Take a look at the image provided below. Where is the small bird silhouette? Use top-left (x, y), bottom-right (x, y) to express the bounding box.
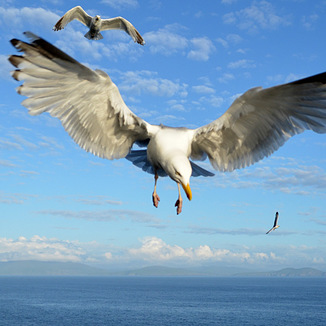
top-left (266, 212), bottom-right (280, 234)
top-left (53, 6), bottom-right (145, 44)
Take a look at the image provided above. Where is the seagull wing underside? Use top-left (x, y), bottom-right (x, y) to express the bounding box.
top-left (9, 32), bottom-right (151, 160)
top-left (126, 150), bottom-right (215, 177)
top-left (191, 73), bottom-right (326, 172)
top-left (266, 227), bottom-right (274, 234)
top-left (126, 150), bottom-right (166, 176)
top-left (54, 6), bottom-right (92, 30)
top-left (101, 17), bottom-right (145, 45)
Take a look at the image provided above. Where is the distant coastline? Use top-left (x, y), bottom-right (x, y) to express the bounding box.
top-left (0, 261), bottom-right (325, 277)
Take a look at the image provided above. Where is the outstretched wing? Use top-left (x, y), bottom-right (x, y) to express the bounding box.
top-left (53, 6), bottom-right (92, 30)
top-left (273, 212), bottom-right (279, 227)
top-left (191, 73), bottom-right (326, 172)
top-left (9, 32), bottom-right (152, 160)
top-left (101, 17), bottom-right (145, 45)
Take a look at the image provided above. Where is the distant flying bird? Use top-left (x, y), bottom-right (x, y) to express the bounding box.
top-left (53, 6), bottom-right (145, 44)
top-left (266, 212), bottom-right (280, 234)
top-left (9, 33), bottom-right (326, 214)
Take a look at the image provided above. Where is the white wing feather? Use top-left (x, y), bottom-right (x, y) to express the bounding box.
top-left (53, 6), bottom-right (92, 30)
top-left (192, 76), bottom-right (326, 172)
top-left (10, 32), bottom-right (151, 160)
top-left (101, 17), bottom-right (145, 45)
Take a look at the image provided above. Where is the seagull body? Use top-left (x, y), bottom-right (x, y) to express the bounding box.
top-left (9, 33), bottom-right (326, 214)
top-left (53, 6), bottom-right (145, 44)
top-left (266, 212), bottom-right (280, 234)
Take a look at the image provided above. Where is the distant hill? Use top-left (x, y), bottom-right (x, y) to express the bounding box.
top-left (0, 261), bottom-right (254, 277)
top-left (236, 267), bottom-right (326, 277)
top-left (0, 261), bottom-right (111, 276)
top-left (123, 265), bottom-right (201, 276)
top-left (0, 261), bottom-right (325, 277)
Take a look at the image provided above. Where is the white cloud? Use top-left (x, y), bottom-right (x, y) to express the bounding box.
top-left (218, 73), bottom-right (235, 83)
top-left (198, 94), bottom-right (224, 108)
top-left (11, 134), bottom-right (38, 150)
top-left (54, 29), bottom-right (143, 62)
top-left (217, 34), bottom-right (242, 48)
top-left (144, 25), bottom-right (215, 61)
top-left (0, 6), bottom-right (59, 30)
top-left (0, 192), bottom-right (37, 204)
top-left (187, 226), bottom-right (268, 236)
top-left (223, 1), bottom-right (291, 32)
top-left (166, 99), bottom-right (187, 112)
top-left (210, 160), bottom-right (326, 195)
top-left (118, 70), bottom-right (188, 98)
top-left (0, 160), bottom-right (16, 168)
top-left (75, 196), bottom-right (123, 206)
top-left (101, 0), bottom-right (139, 9)
top-left (0, 236), bottom-right (85, 262)
top-left (153, 114), bottom-right (185, 124)
top-left (1, 236), bottom-right (326, 270)
top-left (39, 136), bottom-right (64, 150)
top-left (128, 237), bottom-right (281, 265)
top-left (187, 37), bottom-right (215, 61)
top-left (0, 54), bottom-right (13, 81)
top-left (104, 252), bottom-right (113, 260)
top-left (302, 14), bottom-right (319, 30)
top-left (0, 138), bottom-right (23, 151)
top-left (129, 237), bottom-right (190, 261)
top-left (222, 0), bottom-right (238, 4)
top-left (37, 209), bottom-right (161, 224)
top-left (227, 59), bottom-right (256, 69)
top-left (20, 170), bottom-right (39, 177)
top-left (192, 85), bottom-right (215, 94)
top-left (144, 24), bottom-right (188, 56)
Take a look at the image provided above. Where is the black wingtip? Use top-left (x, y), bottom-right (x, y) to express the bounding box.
top-left (8, 55), bottom-right (22, 68)
top-left (10, 38), bottom-right (20, 47)
top-left (290, 71), bottom-right (326, 86)
top-left (10, 31), bottom-right (80, 65)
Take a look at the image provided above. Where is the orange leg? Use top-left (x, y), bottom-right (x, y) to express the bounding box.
top-left (174, 183), bottom-right (183, 215)
top-left (152, 173), bottom-right (160, 208)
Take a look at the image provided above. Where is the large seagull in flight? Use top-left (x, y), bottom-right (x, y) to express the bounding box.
top-left (9, 32), bottom-right (326, 214)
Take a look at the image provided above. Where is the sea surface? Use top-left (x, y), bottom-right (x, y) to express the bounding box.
top-left (0, 276), bottom-right (325, 326)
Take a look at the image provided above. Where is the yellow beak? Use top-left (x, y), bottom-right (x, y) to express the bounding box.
top-left (182, 183), bottom-right (192, 201)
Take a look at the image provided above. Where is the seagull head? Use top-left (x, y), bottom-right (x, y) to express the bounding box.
top-left (93, 15), bottom-right (101, 26)
top-left (168, 155), bottom-right (192, 201)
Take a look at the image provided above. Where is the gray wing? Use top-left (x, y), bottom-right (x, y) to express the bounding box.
top-left (53, 6), bottom-right (92, 30)
top-left (191, 162), bottom-right (215, 177)
top-left (126, 150), bottom-right (214, 177)
top-left (126, 150), bottom-right (166, 176)
top-left (101, 17), bottom-right (145, 45)
top-left (191, 73), bottom-right (326, 172)
top-left (9, 32), bottom-right (153, 160)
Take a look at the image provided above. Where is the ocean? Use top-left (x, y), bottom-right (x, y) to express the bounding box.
top-left (0, 276), bottom-right (325, 326)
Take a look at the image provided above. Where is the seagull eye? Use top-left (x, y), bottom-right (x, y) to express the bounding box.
top-left (175, 170), bottom-right (181, 177)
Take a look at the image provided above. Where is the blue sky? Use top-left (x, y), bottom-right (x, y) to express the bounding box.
top-left (1, 0), bottom-right (326, 272)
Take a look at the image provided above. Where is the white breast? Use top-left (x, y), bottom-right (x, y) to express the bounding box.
top-left (147, 126), bottom-right (194, 169)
